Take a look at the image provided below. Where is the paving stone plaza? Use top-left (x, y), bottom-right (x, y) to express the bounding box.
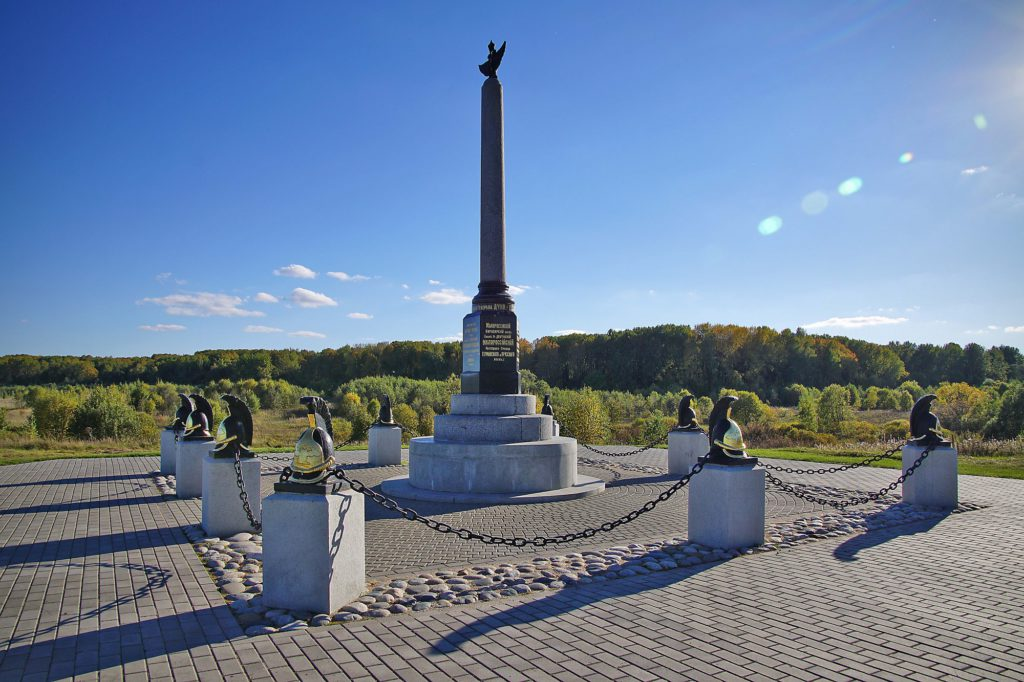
top-left (1, 449), bottom-right (1023, 681)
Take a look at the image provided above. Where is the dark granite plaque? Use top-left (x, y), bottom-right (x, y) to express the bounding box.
top-left (461, 306), bottom-right (520, 394)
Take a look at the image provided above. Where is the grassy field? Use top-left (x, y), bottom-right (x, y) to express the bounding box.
top-left (749, 447), bottom-right (1024, 480)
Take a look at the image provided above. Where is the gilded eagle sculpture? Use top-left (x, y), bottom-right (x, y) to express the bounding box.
top-left (213, 394), bottom-right (254, 458)
top-left (706, 395), bottom-right (758, 465)
top-left (183, 393), bottom-right (214, 441)
top-left (289, 396), bottom-right (336, 484)
top-left (479, 40), bottom-right (506, 78)
top-left (168, 393), bottom-right (193, 432)
top-left (909, 394), bottom-right (951, 447)
top-left (675, 395), bottom-right (700, 431)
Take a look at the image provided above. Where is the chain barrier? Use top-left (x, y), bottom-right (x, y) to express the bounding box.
top-left (566, 424), bottom-right (709, 458)
top-left (320, 457), bottom-right (707, 547)
top-left (764, 443), bottom-right (936, 511)
top-left (759, 443), bottom-right (903, 475)
top-left (233, 453), bottom-right (262, 532)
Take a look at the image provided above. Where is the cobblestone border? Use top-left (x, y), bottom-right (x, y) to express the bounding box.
top-left (161, 469), bottom-right (984, 637)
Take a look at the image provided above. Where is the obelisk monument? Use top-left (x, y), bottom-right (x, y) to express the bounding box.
top-left (461, 40), bottom-right (520, 395)
top-left (381, 42), bottom-right (604, 502)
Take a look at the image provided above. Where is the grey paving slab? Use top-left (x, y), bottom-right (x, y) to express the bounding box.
top-left (0, 451), bottom-right (1021, 681)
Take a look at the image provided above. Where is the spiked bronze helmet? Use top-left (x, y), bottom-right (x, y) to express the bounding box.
top-left (289, 396), bottom-right (335, 484)
top-left (909, 394), bottom-right (951, 446)
top-left (168, 393), bottom-right (193, 431)
top-left (541, 394), bottom-right (554, 416)
top-left (375, 394), bottom-right (395, 425)
top-left (213, 394), bottom-right (254, 458)
top-left (183, 393), bottom-right (214, 441)
top-left (706, 395), bottom-right (758, 465)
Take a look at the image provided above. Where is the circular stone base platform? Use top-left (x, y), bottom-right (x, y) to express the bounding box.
top-left (380, 475), bottom-right (606, 505)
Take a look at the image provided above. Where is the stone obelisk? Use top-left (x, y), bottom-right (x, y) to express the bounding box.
top-left (461, 41), bottom-right (520, 395)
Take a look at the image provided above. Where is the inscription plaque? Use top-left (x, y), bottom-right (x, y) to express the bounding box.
top-left (461, 306), bottom-right (520, 394)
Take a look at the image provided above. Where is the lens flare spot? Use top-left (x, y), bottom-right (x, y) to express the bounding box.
top-left (837, 177), bottom-right (863, 196)
top-left (973, 114), bottom-right (988, 130)
top-left (899, 152), bottom-right (914, 164)
top-left (758, 216), bottom-right (783, 236)
top-left (801, 191), bottom-right (829, 215)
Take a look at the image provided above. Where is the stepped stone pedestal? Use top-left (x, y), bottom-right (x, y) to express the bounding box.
top-left (202, 455), bottom-right (261, 537)
top-left (382, 394), bottom-right (604, 504)
top-left (176, 439), bottom-right (212, 499)
top-left (160, 429), bottom-right (178, 475)
top-left (263, 489), bottom-right (365, 614)
top-left (668, 430), bottom-right (709, 475)
top-left (902, 444), bottom-right (958, 509)
top-left (368, 424), bottom-right (402, 466)
top-left (688, 463), bottom-right (765, 549)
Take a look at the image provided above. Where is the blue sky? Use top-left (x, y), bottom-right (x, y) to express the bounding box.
top-left (1, 1), bottom-right (1022, 357)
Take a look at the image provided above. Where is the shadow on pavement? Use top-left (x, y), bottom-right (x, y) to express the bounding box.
top-left (0, 495), bottom-right (169, 516)
top-left (833, 507), bottom-right (951, 562)
top-left (0, 605), bottom-right (238, 681)
top-left (432, 552), bottom-right (720, 655)
top-left (0, 473), bottom-right (153, 489)
top-left (0, 526), bottom-right (191, 567)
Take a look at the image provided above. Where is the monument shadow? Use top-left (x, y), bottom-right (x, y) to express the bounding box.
top-left (0, 472), bottom-right (152, 489)
top-left (833, 505), bottom-right (951, 562)
top-left (0, 526), bottom-right (192, 568)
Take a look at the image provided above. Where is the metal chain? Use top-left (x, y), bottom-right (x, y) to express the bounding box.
top-left (568, 424), bottom-right (708, 458)
top-left (233, 453), bottom-right (262, 532)
top-left (325, 458), bottom-right (707, 547)
top-left (765, 444), bottom-right (936, 511)
top-left (760, 443), bottom-right (903, 475)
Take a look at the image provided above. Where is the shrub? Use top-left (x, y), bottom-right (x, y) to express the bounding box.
top-left (796, 392), bottom-right (818, 431)
top-left (720, 389), bottom-right (775, 426)
top-left (834, 419), bottom-right (881, 442)
top-left (29, 389), bottom-right (80, 439)
top-left (881, 419), bottom-right (910, 440)
top-left (817, 385), bottom-right (850, 434)
top-left (332, 417), bottom-right (354, 445)
top-left (557, 388), bottom-right (610, 444)
top-left (70, 386), bottom-right (143, 440)
top-left (984, 385), bottom-right (1024, 439)
top-left (392, 404), bottom-right (418, 442)
top-left (417, 406), bottom-right (436, 436)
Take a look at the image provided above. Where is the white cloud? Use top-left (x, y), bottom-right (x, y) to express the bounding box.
top-left (290, 288), bottom-right (338, 308)
top-left (960, 165), bottom-right (989, 176)
top-left (420, 288), bottom-right (471, 305)
top-left (803, 316), bottom-right (908, 329)
top-left (402, 295), bottom-right (413, 301)
top-left (139, 323), bottom-right (186, 332)
top-left (326, 271), bottom-right (370, 282)
top-left (254, 292), bottom-right (279, 303)
top-left (1005, 326), bottom-right (1024, 333)
top-left (347, 312), bottom-right (373, 319)
top-left (274, 264), bottom-right (317, 279)
top-left (550, 329), bottom-right (590, 336)
top-left (508, 284), bottom-right (531, 296)
top-left (428, 279), bottom-right (442, 285)
top-left (244, 325), bottom-right (283, 333)
top-left (401, 284), bottom-right (410, 289)
top-left (434, 334), bottom-right (462, 342)
top-left (155, 272), bottom-right (172, 282)
top-left (141, 292), bottom-right (264, 318)
top-left (289, 330), bottom-right (326, 338)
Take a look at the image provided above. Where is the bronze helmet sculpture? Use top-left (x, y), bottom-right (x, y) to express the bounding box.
top-left (675, 395), bottom-right (700, 431)
top-left (541, 394), bottom-right (555, 417)
top-left (375, 394), bottom-right (395, 425)
top-left (289, 396), bottom-right (336, 484)
top-left (909, 394), bottom-right (951, 447)
top-left (213, 394), bottom-right (254, 458)
top-left (706, 395), bottom-right (758, 465)
top-left (168, 393), bottom-right (193, 432)
top-left (183, 393), bottom-right (214, 441)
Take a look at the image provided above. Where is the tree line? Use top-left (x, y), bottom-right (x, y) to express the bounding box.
top-left (1, 324), bottom-right (1021, 400)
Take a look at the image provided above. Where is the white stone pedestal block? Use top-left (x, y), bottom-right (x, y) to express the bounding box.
top-left (263, 490), bottom-right (365, 614)
top-left (202, 455), bottom-right (262, 537)
top-left (160, 430), bottom-right (178, 475)
top-left (668, 430), bottom-right (709, 475)
top-left (902, 444), bottom-right (958, 509)
top-left (368, 425), bottom-right (402, 466)
top-left (176, 440), bottom-right (212, 499)
top-left (688, 464), bottom-right (765, 549)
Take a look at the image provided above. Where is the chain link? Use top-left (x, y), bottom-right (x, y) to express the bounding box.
top-left (325, 458), bottom-right (707, 546)
top-left (233, 453), bottom-right (262, 532)
top-left (765, 443), bottom-right (936, 510)
top-left (567, 424), bottom-right (708, 458)
top-left (760, 443), bottom-right (903, 475)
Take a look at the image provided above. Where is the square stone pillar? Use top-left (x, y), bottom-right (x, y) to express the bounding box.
top-left (160, 430), bottom-right (178, 475)
top-left (902, 444), bottom-right (958, 509)
top-left (262, 490), bottom-right (365, 614)
top-left (202, 455), bottom-right (262, 537)
top-left (668, 430), bottom-right (709, 475)
top-left (176, 440), bottom-right (212, 499)
top-left (368, 424), bottom-right (403, 466)
top-left (688, 463), bottom-right (765, 549)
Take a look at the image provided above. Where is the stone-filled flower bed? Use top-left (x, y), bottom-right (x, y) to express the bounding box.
top-left (177, 495), bottom-right (983, 637)
top-left (154, 474), bottom-right (175, 496)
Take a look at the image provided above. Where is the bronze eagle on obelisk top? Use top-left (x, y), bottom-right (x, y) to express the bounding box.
top-left (479, 40), bottom-right (506, 78)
